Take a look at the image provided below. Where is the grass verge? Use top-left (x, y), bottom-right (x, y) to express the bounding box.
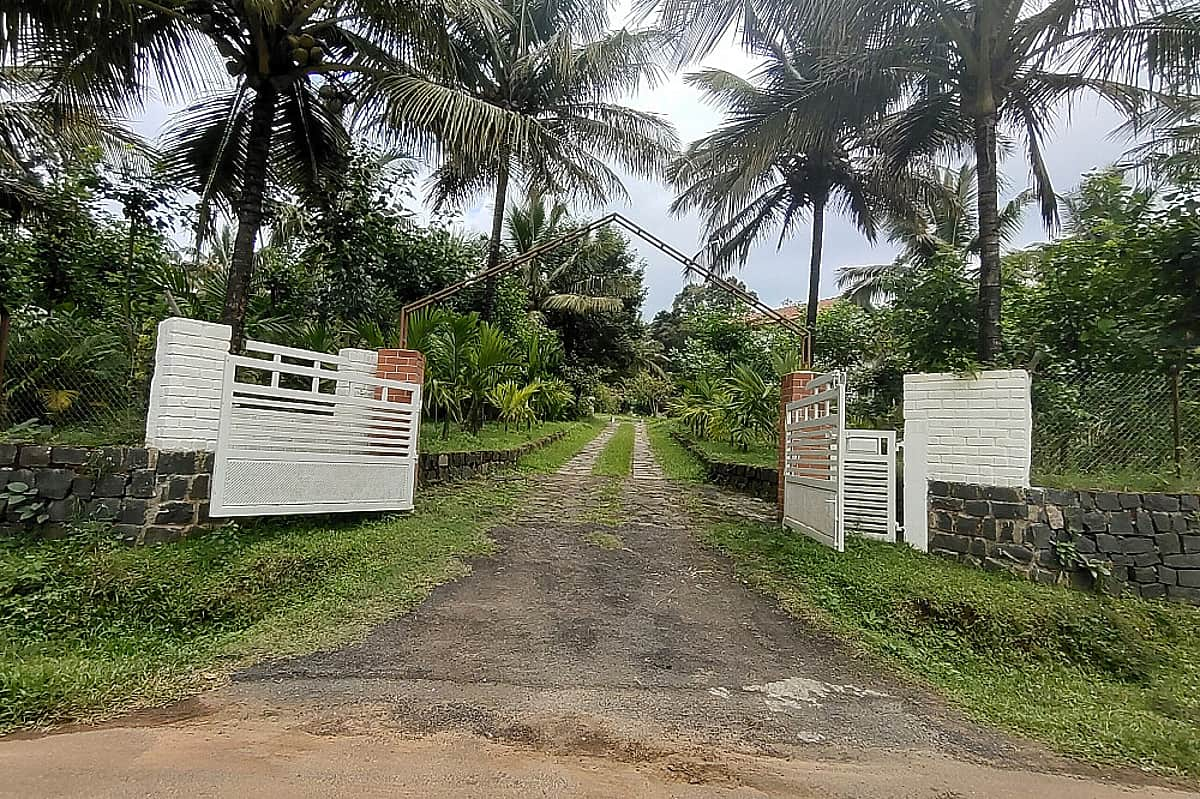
top-left (592, 421), bottom-right (634, 477)
top-left (649, 427), bottom-right (1200, 778)
top-left (0, 418), bottom-right (605, 733)
top-left (661, 419), bottom-right (776, 468)
top-left (706, 521), bottom-right (1200, 778)
top-left (1034, 468), bottom-right (1200, 494)
top-left (420, 419), bottom-right (577, 454)
top-left (646, 419), bottom-right (706, 481)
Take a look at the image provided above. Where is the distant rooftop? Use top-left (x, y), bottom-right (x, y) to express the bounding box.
top-left (745, 299), bottom-right (838, 324)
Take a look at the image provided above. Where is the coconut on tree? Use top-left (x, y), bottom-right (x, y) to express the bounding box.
top-left (2, 0), bottom-right (486, 350)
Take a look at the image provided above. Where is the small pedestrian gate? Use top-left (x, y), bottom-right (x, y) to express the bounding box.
top-left (843, 430), bottom-right (897, 541)
top-left (210, 340), bottom-right (421, 517)
top-left (782, 372), bottom-right (846, 551)
top-left (782, 374), bottom-right (897, 550)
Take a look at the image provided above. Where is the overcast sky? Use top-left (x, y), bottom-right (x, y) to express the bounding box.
top-left (131, 19), bottom-right (1134, 321)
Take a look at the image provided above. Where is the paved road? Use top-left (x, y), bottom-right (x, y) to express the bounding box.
top-left (1, 422), bottom-right (1194, 798)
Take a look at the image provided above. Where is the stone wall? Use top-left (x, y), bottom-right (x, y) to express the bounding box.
top-left (417, 429), bottom-right (569, 485)
top-left (0, 444), bottom-right (213, 545)
top-left (928, 481), bottom-right (1200, 604)
top-left (673, 433), bottom-right (778, 501)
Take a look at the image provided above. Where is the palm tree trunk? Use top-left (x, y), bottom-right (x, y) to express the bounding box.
top-left (0, 304), bottom-right (10, 425)
top-left (973, 111), bottom-right (1002, 364)
top-left (805, 194), bottom-right (826, 356)
top-left (223, 84), bottom-right (277, 353)
top-left (483, 139), bottom-right (511, 320)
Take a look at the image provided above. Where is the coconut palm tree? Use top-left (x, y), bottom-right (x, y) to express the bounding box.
top-left (837, 163), bottom-right (1031, 306)
top-left (667, 32), bottom-right (929, 352)
top-left (504, 192), bottom-right (632, 318)
top-left (1, 0), bottom-right (488, 350)
top-left (370, 0), bottom-right (679, 314)
top-left (643, 0), bottom-right (1199, 362)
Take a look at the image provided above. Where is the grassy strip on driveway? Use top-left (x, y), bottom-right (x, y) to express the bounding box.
top-left (649, 427), bottom-right (1200, 779)
top-left (592, 421), bottom-right (634, 478)
top-left (0, 417), bottom-right (607, 733)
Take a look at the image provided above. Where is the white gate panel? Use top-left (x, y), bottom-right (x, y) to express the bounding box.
top-left (782, 372), bottom-right (845, 551)
top-left (211, 341), bottom-right (421, 517)
top-left (844, 430), bottom-right (896, 541)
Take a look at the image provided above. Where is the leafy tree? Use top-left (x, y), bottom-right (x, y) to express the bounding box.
top-left (648, 278), bottom-right (754, 355)
top-left (1006, 171), bottom-right (1200, 375)
top-left (545, 228), bottom-right (648, 379)
top-left (373, 0), bottom-right (678, 311)
top-left (623, 371), bottom-right (673, 415)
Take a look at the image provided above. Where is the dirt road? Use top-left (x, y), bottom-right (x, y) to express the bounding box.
top-left (1, 423), bottom-right (1194, 798)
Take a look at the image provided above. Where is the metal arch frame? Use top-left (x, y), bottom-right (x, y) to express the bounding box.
top-left (397, 212), bottom-right (812, 366)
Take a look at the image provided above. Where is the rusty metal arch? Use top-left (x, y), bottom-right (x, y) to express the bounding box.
top-left (399, 211), bottom-right (811, 366)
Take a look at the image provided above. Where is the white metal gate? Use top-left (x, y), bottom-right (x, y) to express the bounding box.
top-left (782, 372), bottom-right (845, 551)
top-left (844, 430), bottom-right (897, 541)
top-left (210, 341), bottom-right (421, 517)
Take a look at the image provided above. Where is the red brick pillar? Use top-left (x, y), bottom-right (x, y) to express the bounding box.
top-left (778, 370), bottom-right (817, 521)
top-left (375, 348), bottom-right (425, 403)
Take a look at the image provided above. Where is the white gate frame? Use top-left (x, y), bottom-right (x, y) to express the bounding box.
top-left (210, 340), bottom-right (421, 517)
top-left (843, 430), bottom-right (897, 541)
top-left (781, 372), bottom-right (846, 552)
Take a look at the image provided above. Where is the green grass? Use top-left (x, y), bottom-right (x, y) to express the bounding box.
top-left (2, 410), bottom-right (146, 446)
top-left (704, 522), bottom-right (1200, 778)
top-left (1034, 468), bottom-right (1200, 494)
top-left (419, 419), bottom-right (577, 454)
top-left (592, 421), bottom-right (634, 477)
top-left (664, 420), bottom-right (776, 468)
top-left (647, 427), bottom-right (1200, 778)
top-left (0, 418), bottom-right (606, 732)
top-left (646, 419), bottom-right (706, 481)
top-left (520, 416), bottom-right (606, 472)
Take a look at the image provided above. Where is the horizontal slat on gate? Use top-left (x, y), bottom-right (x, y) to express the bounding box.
top-left (212, 344), bottom-right (423, 518)
top-left (229, 385), bottom-right (419, 417)
top-left (841, 430), bottom-right (895, 541)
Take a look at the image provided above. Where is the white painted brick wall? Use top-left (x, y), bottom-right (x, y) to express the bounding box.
top-left (145, 317), bottom-right (232, 451)
top-left (903, 369), bottom-right (1032, 487)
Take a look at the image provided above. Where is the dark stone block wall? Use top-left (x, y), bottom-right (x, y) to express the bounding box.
top-left (417, 428), bottom-right (569, 485)
top-left (0, 445), bottom-right (214, 545)
top-left (671, 432), bottom-right (778, 502)
top-left (928, 481), bottom-right (1200, 604)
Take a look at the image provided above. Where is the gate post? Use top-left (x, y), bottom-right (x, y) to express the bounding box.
top-left (778, 370), bottom-right (817, 521)
top-left (374, 348), bottom-right (425, 402)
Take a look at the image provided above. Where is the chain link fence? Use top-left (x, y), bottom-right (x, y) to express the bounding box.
top-left (1032, 369), bottom-right (1199, 484)
top-left (1, 314), bottom-right (156, 445)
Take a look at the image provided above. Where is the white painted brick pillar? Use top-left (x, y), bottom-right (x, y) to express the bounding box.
top-left (145, 317), bottom-right (232, 451)
top-left (902, 369), bottom-right (1032, 551)
top-left (336, 348), bottom-right (378, 399)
